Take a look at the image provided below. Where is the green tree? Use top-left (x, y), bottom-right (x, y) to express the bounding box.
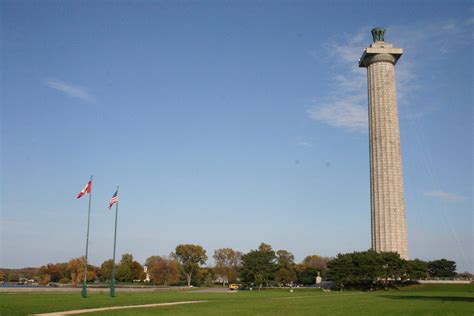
top-left (254, 272), bottom-right (264, 290)
top-left (350, 250), bottom-right (382, 289)
top-left (405, 259), bottom-right (428, 280)
top-left (380, 252), bottom-right (405, 289)
top-left (116, 254), bottom-right (145, 283)
top-left (239, 243), bottom-right (277, 287)
top-left (174, 244), bottom-right (208, 287)
top-left (327, 251), bottom-right (380, 290)
top-left (428, 259), bottom-right (456, 278)
top-left (326, 253), bottom-right (355, 290)
top-left (276, 250), bottom-right (295, 269)
top-left (295, 264), bottom-right (319, 285)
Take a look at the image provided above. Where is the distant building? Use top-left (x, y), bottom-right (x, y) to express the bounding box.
top-left (143, 265), bottom-right (150, 282)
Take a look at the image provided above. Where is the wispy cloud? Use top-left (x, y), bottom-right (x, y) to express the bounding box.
top-left (307, 94), bottom-right (367, 131)
top-left (296, 140), bottom-right (314, 148)
top-left (45, 79), bottom-right (95, 103)
top-left (424, 191), bottom-right (469, 201)
top-left (307, 27), bottom-right (369, 132)
top-left (308, 16), bottom-right (472, 132)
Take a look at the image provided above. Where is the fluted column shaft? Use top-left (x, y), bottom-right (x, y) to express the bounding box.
top-left (360, 41), bottom-right (408, 259)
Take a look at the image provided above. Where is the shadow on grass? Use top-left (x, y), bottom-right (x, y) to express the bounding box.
top-left (380, 295), bottom-right (474, 303)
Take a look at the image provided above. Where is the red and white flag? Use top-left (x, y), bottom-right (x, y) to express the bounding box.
top-left (77, 180), bottom-right (92, 199)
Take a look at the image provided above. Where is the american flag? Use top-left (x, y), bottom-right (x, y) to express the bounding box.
top-left (108, 190), bottom-right (118, 209)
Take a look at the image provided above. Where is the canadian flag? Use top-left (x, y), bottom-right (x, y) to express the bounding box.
top-left (77, 180), bottom-right (92, 199)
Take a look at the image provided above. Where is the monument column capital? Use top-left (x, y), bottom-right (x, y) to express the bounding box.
top-left (359, 44), bottom-right (403, 68)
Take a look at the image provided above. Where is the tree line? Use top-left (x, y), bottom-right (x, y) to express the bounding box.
top-left (1, 243), bottom-right (467, 289)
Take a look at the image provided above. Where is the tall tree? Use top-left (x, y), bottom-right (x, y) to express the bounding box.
top-left (213, 248), bottom-right (242, 286)
top-left (174, 244), bottom-right (208, 287)
top-left (239, 243), bottom-right (277, 287)
top-left (275, 250), bottom-right (296, 286)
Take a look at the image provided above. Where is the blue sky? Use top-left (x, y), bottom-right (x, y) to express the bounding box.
top-left (1, 1), bottom-right (472, 272)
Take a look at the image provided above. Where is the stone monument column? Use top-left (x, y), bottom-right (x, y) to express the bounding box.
top-left (359, 28), bottom-right (408, 259)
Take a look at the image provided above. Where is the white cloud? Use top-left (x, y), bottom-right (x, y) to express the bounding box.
top-left (308, 18), bottom-right (471, 132)
top-left (307, 95), bottom-right (367, 131)
top-left (296, 140), bottom-right (313, 148)
top-left (307, 28), bottom-right (369, 132)
top-left (424, 191), bottom-right (469, 201)
top-left (46, 79), bottom-right (95, 103)
top-left (323, 29), bottom-right (367, 64)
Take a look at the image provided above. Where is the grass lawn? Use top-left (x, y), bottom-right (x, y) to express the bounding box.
top-left (0, 284), bottom-right (472, 315)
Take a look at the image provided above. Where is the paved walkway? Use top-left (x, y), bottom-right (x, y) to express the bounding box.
top-left (33, 300), bottom-right (209, 315)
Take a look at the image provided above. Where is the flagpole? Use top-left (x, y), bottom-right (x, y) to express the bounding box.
top-left (82, 175), bottom-right (93, 298)
top-left (110, 185), bottom-right (119, 297)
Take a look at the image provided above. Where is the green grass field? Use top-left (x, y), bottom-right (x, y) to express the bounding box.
top-left (0, 284), bottom-right (472, 315)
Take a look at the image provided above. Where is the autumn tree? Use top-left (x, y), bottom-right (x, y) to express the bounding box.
top-left (143, 256), bottom-right (164, 284)
top-left (302, 255), bottom-right (330, 270)
top-left (66, 257), bottom-right (96, 286)
top-left (99, 259), bottom-right (118, 282)
top-left (295, 254), bottom-right (331, 286)
top-left (148, 258), bottom-right (180, 286)
top-left (38, 263), bottom-right (69, 285)
top-left (145, 256), bottom-right (163, 269)
top-left (213, 248), bottom-right (242, 286)
top-left (174, 244), bottom-right (208, 287)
